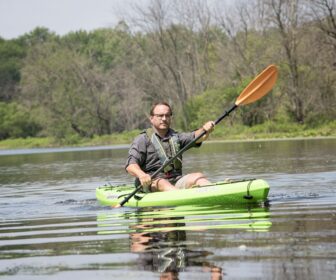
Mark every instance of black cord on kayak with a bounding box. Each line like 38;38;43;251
243;180;254;200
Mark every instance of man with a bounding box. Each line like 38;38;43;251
125;101;215;192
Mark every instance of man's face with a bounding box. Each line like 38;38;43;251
150;104;172;131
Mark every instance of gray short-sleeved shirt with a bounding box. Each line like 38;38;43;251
125;128;200;179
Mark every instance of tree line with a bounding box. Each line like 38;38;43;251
0;0;335;141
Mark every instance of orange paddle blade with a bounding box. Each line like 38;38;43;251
235;64;278;106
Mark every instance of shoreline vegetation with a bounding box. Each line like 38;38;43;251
1;121;335;150
1;2;335;148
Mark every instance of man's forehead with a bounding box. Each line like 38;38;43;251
153;105;171;112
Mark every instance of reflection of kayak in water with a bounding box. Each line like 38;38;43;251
96;205;272;276
97;204;272;234
96;178;270;207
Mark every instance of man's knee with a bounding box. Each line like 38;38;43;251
183;172;207;186
193;172;205;179
190;172;211;186
153;178;176;192
192;173;207;184
175;173;211;189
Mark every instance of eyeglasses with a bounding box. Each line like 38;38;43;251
153;114;172;119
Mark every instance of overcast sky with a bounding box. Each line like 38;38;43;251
0;0;151;39
0;0;237;40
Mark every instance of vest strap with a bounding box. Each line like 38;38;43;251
146;128;182;175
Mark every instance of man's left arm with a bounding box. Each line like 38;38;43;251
195;121;215;143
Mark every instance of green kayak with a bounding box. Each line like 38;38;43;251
96;178;270;207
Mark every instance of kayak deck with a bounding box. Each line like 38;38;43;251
96;178;270;208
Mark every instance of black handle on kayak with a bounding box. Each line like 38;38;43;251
115;104;238;208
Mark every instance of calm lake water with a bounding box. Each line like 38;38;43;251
0;138;335;279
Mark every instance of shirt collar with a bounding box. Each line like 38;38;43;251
152;127;174;140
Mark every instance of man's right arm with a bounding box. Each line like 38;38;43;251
126;163;152;188
126;133;152;188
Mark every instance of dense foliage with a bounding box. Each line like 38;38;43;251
0;0;335;141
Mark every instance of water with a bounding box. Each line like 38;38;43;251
0;138;335;279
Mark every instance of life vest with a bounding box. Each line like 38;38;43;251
146;128;182;174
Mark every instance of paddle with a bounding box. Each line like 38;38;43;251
114;64;278;208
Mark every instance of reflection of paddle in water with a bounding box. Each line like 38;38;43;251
129;212;223;279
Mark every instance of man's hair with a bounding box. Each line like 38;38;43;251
150;101;173;116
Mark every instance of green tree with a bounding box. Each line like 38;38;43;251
183;85;241;129
0;102;40;139
62;29;148;131
0;38;25;101
20;41;117;138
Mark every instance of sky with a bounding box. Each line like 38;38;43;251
0;0;150;39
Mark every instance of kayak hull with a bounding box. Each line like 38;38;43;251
96;179;270;208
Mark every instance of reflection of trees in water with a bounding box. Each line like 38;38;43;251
129;211;223;279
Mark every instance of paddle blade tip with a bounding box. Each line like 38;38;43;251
112;204;121;209
235;64;278;106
